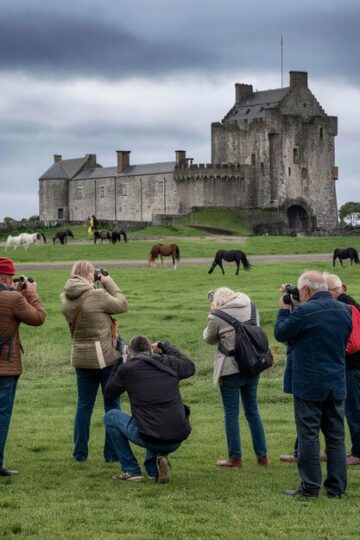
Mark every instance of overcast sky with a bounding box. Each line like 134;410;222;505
1;0;360;220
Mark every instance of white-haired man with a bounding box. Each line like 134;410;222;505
275;270;352;498
324;273;360;466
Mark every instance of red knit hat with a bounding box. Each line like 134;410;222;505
0;257;16;275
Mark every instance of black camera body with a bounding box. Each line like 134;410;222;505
13;275;34;290
94;268;109;281
282;284;300;305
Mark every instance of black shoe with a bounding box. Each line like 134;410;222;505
0;466;18;477
282;488;318;498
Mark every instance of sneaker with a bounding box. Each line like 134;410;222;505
112;472;144;482
0;466;18;477
216;457;243;468
156;456;171;484
257;455;269;465
347;455;360;466
279;454;297;463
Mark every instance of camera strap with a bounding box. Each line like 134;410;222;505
69;289;93;336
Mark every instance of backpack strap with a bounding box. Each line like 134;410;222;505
69;289;93;336
212;303;257;357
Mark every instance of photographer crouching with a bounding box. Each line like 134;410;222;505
60;261;128;463
274;270;352;498
0;258;45;476
104;336;195;483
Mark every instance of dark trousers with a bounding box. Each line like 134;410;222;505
294;394;346;496
74;366;120;462
345;369;360;457
0;376;19;467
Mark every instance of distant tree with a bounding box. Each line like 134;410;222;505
3;216;14;224
338;202;360;226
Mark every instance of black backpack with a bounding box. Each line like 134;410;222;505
212;303;273;378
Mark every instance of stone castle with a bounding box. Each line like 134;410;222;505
39;71;339;233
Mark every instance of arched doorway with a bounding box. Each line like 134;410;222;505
287;205;309;232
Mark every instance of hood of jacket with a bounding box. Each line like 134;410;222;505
220;292;251;311
62;276;93;300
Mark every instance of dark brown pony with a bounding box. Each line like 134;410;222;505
149;243;180;268
94;230;111;244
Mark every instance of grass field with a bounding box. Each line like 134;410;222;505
1;247;360;538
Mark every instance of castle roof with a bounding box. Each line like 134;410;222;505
223;87;290;123
73;161;176;180
40;157;91;180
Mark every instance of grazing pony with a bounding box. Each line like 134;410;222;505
94;230;111;244
333;247;360;267
111;230;128;244
5;232;46;252
208;249;251;275
53;229;74;245
148;243;180;269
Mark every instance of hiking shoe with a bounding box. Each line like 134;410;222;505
156;456;171;484
112;472;144;482
347;455;360;466
257;455;269;465
279;454;297;463
216;457;243;468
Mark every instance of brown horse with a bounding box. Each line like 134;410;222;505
94;230;111;244
148;243;180;268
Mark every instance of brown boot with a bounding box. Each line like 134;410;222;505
216;457;242;468
257;455;269;465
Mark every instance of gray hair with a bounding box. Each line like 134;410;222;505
298;270;328;292
323;272;342;290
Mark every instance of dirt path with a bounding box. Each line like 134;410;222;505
14;253;333;272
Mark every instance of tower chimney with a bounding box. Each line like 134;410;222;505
85;154;97;168
289;71;308;89
117;150;131;173
235;83;253;103
54;154;62;163
175;150;186;165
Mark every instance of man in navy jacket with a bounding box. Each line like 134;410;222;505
104;336;195;483
275;270;352;498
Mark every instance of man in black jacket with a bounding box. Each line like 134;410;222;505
324;273;360;466
104;336;195;482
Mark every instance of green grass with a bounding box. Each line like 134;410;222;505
2;259;360;538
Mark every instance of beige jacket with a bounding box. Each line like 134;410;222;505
60;276;128;369
203;293;259;385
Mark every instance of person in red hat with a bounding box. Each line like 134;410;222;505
0;257;45;477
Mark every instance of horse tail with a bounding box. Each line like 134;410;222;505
122;231;128;243
41;232;47;243
149;245;157;265
53;235;56;245
242;252;251;270
354;249;360;263
175;245;180;261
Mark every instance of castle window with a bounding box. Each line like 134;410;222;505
75;187;83;200
261;162;265;176
244;119;248;126
157;180;164;194
319;127;323;139
288;167;291;176
99;186;105;198
293;148;299;164
120;184;128;196
251;154;255;165
302;167;308;179
57;208;64;219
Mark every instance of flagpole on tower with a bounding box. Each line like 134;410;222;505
281;35;284;88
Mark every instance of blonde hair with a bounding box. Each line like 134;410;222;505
211;287;237;310
71;260;95;278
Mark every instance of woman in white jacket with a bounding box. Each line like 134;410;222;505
203;287;268;467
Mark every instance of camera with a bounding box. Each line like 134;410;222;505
13;275;34;290
115;335;126;354
207;290;215;301
282;284;300;305
94;268;109;281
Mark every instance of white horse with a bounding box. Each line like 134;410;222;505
5;232;47;252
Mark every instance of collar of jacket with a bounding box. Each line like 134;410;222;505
307;290;332;302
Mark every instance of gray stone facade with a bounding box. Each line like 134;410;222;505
39;71;339;233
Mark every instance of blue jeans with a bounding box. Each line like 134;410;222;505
294;394;346;496
0;376;19;467
345;369;360;457
104;409;181;477
74;366;120;462
219;373;267;458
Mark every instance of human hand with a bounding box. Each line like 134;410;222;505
152;342;162;354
